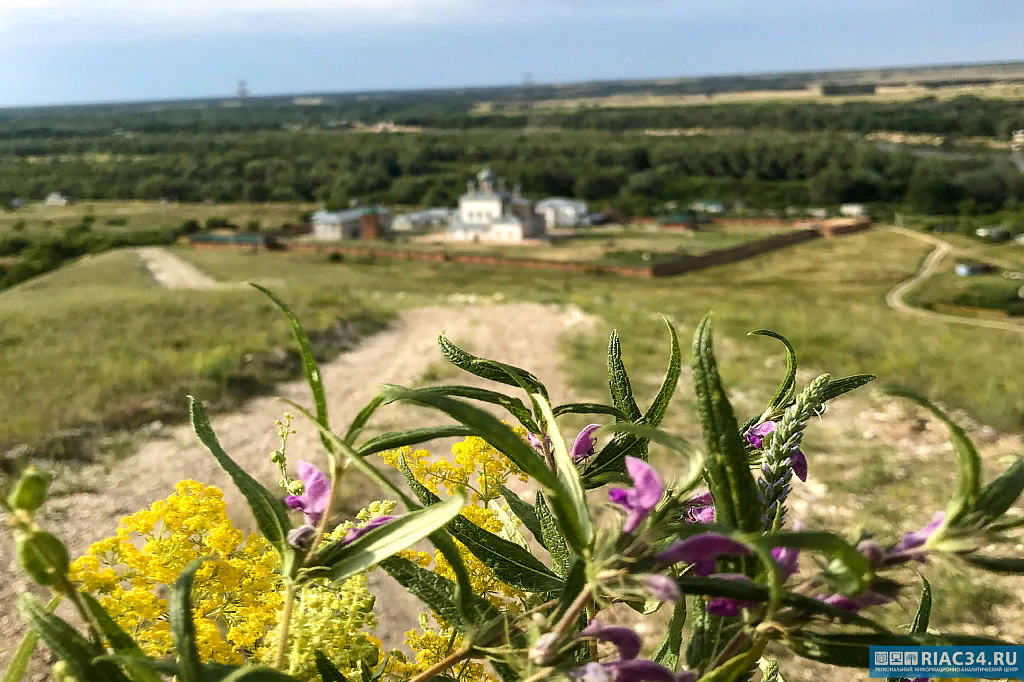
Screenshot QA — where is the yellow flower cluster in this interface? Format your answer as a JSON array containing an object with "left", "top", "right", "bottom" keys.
[
  {"left": 69, "top": 480, "right": 281, "bottom": 664},
  {"left": 379, "top": 434, "right": 540, "bottom": 682}
]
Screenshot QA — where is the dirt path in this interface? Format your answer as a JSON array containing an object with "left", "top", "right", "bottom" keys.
[
  {"left": 885, "top": 226, "right": 1024, "bottom": 335},
  {"left": 0, "top": 302, "right": 597, "bottom": 672},
  {"left": 136, "top": 247, "right": 224, "bottom": 289}
]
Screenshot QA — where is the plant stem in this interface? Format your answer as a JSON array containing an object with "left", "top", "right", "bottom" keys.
[
  {"left": 551, "top": 588, "right": 593, "bottom": 641},
  {"left": 708, "top": 629, "right": 750, "bottom": 671},
  {"left": 274, "top": 582, "right": 298, "bottom": 670},
  {"left": 57, "top": 579, "right": 104, "bottom": 648},
  {"left": 408, "top": 647, "right": 473, "bottom": 682}
]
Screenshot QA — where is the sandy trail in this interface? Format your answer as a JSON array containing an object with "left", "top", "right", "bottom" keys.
[
  {"left": 0, "top": 301, "right": 597, "bottom": 671},
  {"left": 137, "top": 247, "right": 225, "bottom": 289}
]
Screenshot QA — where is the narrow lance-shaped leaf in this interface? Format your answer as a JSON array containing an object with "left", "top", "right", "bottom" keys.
[
  {"left": 170, "top": 559, "right": 209, "bottom": 682},
  {"left": 600, "top": 422, "right": 704, "bottom": 495},
  {"left": 764, "top": 531, "right": 872, "bottom": 595},
  {"left": 962, "top": 555, "right": 1024, "bottom": 574},
  {"left": 652, "top": 594, "right": 686, "bottom": 671},
  {"left": 788, "top": 632, "right": 1018, "bottom": 669},
  {"left": 820, "top": 374, "right": 875, "bottom": 404},
  {"left": 81, "top": 594, "right": 163, "bottom": 682},
  {"left": 499, "top": 485, "right": 545, "bottom": 548},
  {"left": 536, "top": 492, "right": 571, "bottom": 578},
  {"left": 190, "top": 396, "right": 293, "bottom": 557},
  {"left": 535, "top": 393, "right": 593, "bottom": 550},
  {"left": 910, "top": 576, "right": 931, "bottom": 635},
  {"left": 437, "top": 333, "right": 548, "bottom": 399},
  {"left": 251, "top": 283, "right": 334, "bottom": 457},
  {"left": 314, "top": 652, "right": 349, "bottom": 682},
  {"left": 971, "top": 458, "right": 1024, "bottom": 526},
  {"left": 642, "top": 316, "right": 682, "bottom": 428},
  {"left": 380, "top": 384, "right": 540, "bottom": 433},
  {"left": 885, "top": 387, "right": 981, "bottom": 527},
  {"left": 691, "top": 315, "right": 762, "bottom": 534},
  {"left": 552, "top": 402, "right": 630, "bottom": 420},
  {"left": 305, "top": 491, "right": 469, "bottom": 584},
  {"left": 345, "top": 395, "right": 385, "bottom": 445},
  {"left": 607, "top": 330, "right": 642, "bottom": 421},
  {"left": 3, "top": 595, "right": 61, "bottom": 682},
  {"left": 748, "top": 329, "right": 798, "bottom": 412},
  {"left": 379, "top": 555, "right": 500, "bottom": 631},
  {"left": 357, "top": 426, "right": 477, "bottom": 459},
  {"left": 684, "top": 596, "right": 717, "bottom": 673},
  {"left": 552, "top": 559, "right": 588, "bottom": 622},
  {"left": 219, "top": 666, "right": 303, "bottom": 682}
]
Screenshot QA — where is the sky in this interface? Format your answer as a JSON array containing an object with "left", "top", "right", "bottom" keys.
[{"left": 1, "top": 0, "right": 1023, "bottom": 107}]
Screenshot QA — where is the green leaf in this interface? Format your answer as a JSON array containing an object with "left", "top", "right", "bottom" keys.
[
  {"left": 820, "top": 374, "right": 875, "bottom": 403},
  {"left": 81, "top": 594, "right": 162, "bottom": 682},
  {"left": 379, "top": 556, "right": 500, "bottom": 630},
  {"left": 498, "top": 485, "right": 545, "bottom": 548},
  {"left": 691, "top": 315, "right": 762, "bottom": 535},
  {"left": 972, "top": 458, "right": 1024, "bottom": 526},
  {"left": 219, "top": 665, "right": 301, "bottom": 681},
  {"left": 383, "top": 384, "right": 540, "bottom": 434},
  {"left": 437, "top": 333, "right": 548, "bottom": 399},
  {"left": 535, "top": 394, "right": 593, "bottom": 551},
  {"left": 582, "top": 432, "right": 647, "bottom": 489},
  {"left": 607, "top": 330, "right": 642, "bottom": 421},
  {"left": 642, "top": 317, "right": 682, "bottom": 428},
  {"left": 552, "top": 402, "right": 630, "bottom": 420},
  {"left": 765, "top": 531, "right": 872, "bottom": 595},
  {"left": 189, "top": 397, "right": 293, "bottom": 556},
  {"left": 3, "top": 595, "right": 60, "bottom": 682},
  {"left": 787, "top": 631, "right": 1017, "bottom": 668},
  {"left": 748, "top": 330, "right": 797, "bottom": 412},
  {"left": 552, "top": 559, "right": 588, "bottom": 622},
  {"left": 345, "top": 396, "right": 385, "bottom": 445},
  {"left": 910, "top": 576, "right": 932, "bottom": 635},
  {"left": 251, "top": 283, "right": 334, "bottom": 457},
  {"left": 652, "top": 595, "right": 687, "bottom": 671},
  {"left": 685, "top": 596, "right": 717, "bottom": 673},
  {"left": 356, "top": 426, "right": 477, "bottom": 459},
  {"left": 536, "top": 491, "right": 571, "bottom": 578},
  {"left": 885, "top": 387, "right": 981, "bottom": 527},
  {"left": 170, "top": 559, "right": 208, "bottom": 682},
  {"left": 94, "top": 656, "right": 240, "bottom": 682},
  {"left": 17, "top": 594, "right": 129, "bottom": 682},
  {"left": 305, "top": 491, "right": 468, "bottom": 583},
  {"left": 599, "top": 422, "right": 704, "bottom": 493},
  {"left": 314, "top": 651, "right": 349, "bottom": 682},
  {"left": 962, "top": 555, "right": 1024, "bottom": 574}
]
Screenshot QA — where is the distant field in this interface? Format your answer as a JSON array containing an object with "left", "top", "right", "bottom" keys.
[
  {"left": 0, "top": 201, "right": 316, "bottom": 237},
  {"left": 475, "top": 82, "right": 1024, "bottom": 113}
]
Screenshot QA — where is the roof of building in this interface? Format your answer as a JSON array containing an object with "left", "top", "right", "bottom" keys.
[{"left": 311, "top": 207, "right": 389, "bottom": 224}]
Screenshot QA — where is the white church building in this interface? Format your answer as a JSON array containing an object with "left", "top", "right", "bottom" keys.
[{"left": 448, "top": 168, "right": 545, "bottom": 242}]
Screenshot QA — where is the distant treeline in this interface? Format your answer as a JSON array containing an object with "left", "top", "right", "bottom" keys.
[
  {"left": 4, "top": 95, "right": 1024, "bottom": 140},
  {"left": 1, "top": 129, "right": 1021, "bottom": 217}
]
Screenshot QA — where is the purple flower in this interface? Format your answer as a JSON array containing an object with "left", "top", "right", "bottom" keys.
[
  {"left": 772, "top": 545, "right": 800, "bottom": 581},
  {"left": 609, "top": 457, "right": 665, "bottom": 534},
  {"left": 683, "top": 491, "right": 714, "bottom": 524},
  {"left": 578, "top": 620, "right": 642, "bottom": 660},
  {"left": 818, "top": 591, "right": 892, "bottom": 613},
  {"left": 745, "top": 421, "right": 776, "bottom": 448},
  {"left": 644, "top": 574, "right": 681, "bottom": 603},
  {"left": 527, "top": 431, "right": 552, "bottom": 454},
  {"left": 655, "top": 533, "right": 752, "bottom": 575},
  {"left": 790, "top": 449, "right": 808, "bottom": 482},
  {"left": 605, "top": 660, "right": 695, "bottom": 682},
  {"left": 571, "top": 424, "right": 602, "bottom": 462},
  {"left": 529, "top": 633, "right": 562, "bottom": 666},
  {"left": 285, "top": 460, "right": 331, "bottom": 526},
  {"left": 704, "top": 573, "right": 757, "bottom": 617},
  {"left": 342, "top": 515, "right": 397, "bottom": 545},
  {"left": 570, "top": 663, "right": 613, "bottom": 682},
  {"left": 286, "top": 524, "right": 316, "bottom": 549},
  {"left": 886, "top": 511, "right": 945, "bottom": 564}
]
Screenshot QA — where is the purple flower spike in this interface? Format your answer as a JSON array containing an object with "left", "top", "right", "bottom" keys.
[
  {"left": 655, "top": 533, "right": 753, "bottom": 575},
  {"left": 819, "top": 591, "right": 892, "bottom": 613},
  {"left": 578, "top": 620, "right": 642, "bottom": 661},
  {"left": 285, "top": 460, "right": 331, "bottom": 526},
  {"left": 342, "top": 515, "right": 397, "bottom": 545},
  {"left": 644, "top": 574, "right": 681, "bottom": 603},
  {"left": 745, "top": 421, "right": 776, "bottom": 449},
  {"left": 571, "top": 424, "right": 602, "bottom": 462},
  {"left": 609, "top": 456, "right": 665, "bottom": 534},
  {"left": 683, "top": 491, "right": 715, "bottom": 524},
  {"left": 704, "top": 573, "right": 757, "bottom": 617}
]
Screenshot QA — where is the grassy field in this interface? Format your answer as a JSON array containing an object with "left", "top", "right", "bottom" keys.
[{"left": 0, "top": 201, "right": 316, "bottom": 238}]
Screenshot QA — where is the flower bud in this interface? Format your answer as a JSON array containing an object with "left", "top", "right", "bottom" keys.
[
  {"left": 270, "top": 450, "right": 285, "bottom": 465},
  {"left": 52, "top": 661, "right": 78, "bottom": 682},
  {"left": 8, "top": 465, "right": 51, "bottom": 513},
  {"left": 287, "top": 480, "right": 305, "bottom": 496},
  {"left": 528, "top": 632, "right": 561, "bottom": 666},
  {"left": 16, "top": 529, "right": 70, "bottom": 586}
]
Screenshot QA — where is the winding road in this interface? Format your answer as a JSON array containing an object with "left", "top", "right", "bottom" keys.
[{"left": 884, "top": 226, "right": 1024, "bottom": 335}]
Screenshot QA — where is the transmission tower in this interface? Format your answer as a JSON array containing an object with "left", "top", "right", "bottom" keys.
[{"left": 236, "top": 80, "right": 250, "bottom": 103}]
